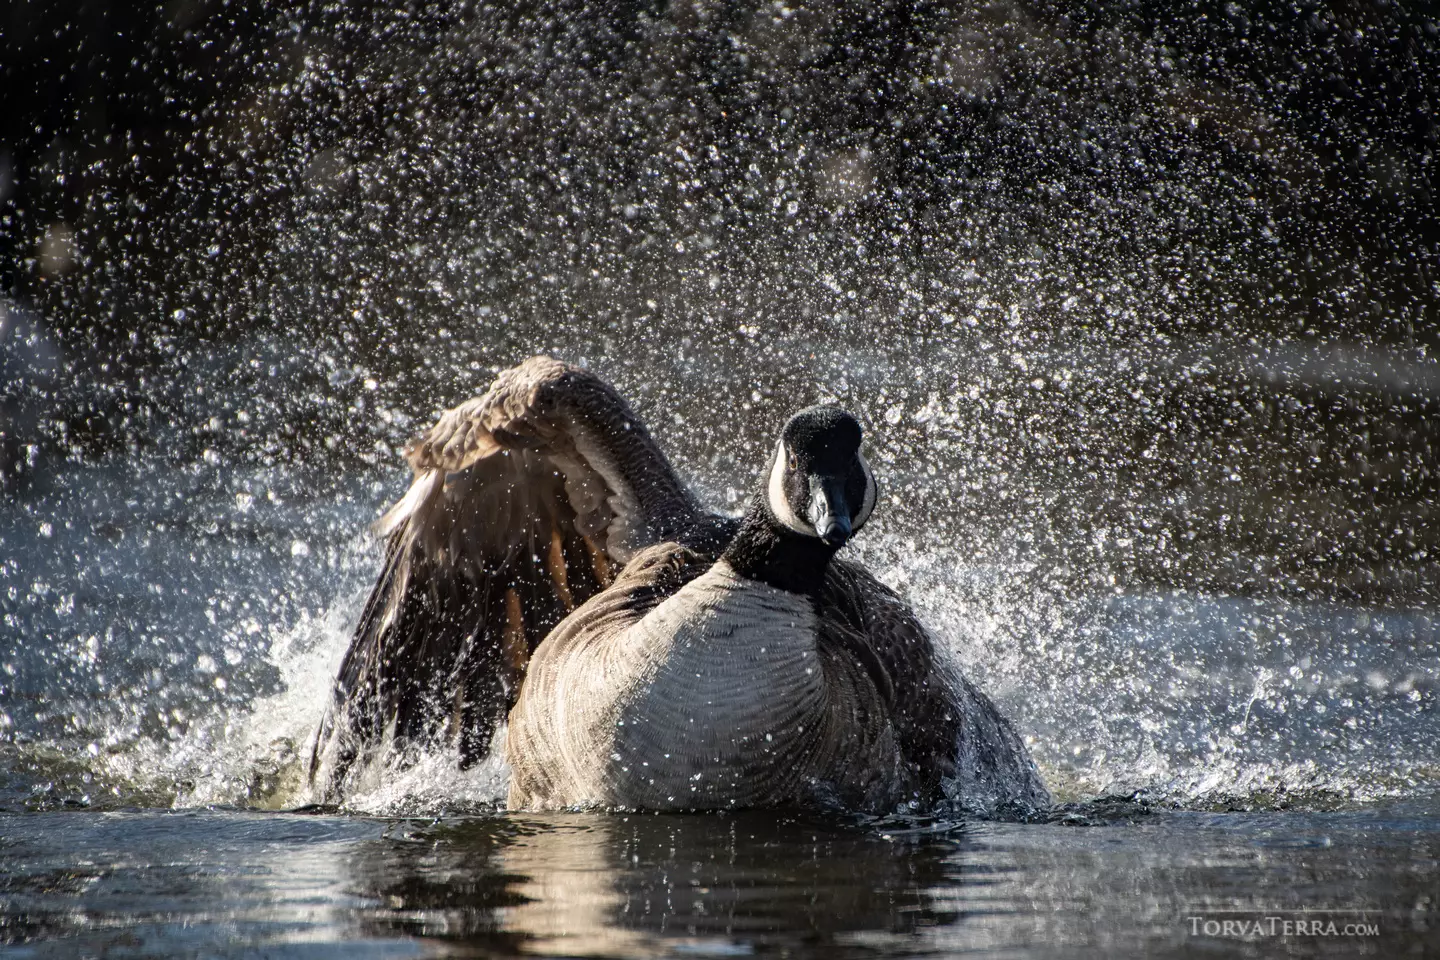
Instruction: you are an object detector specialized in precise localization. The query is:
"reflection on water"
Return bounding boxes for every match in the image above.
[1,806,1436,957]
[348,813,959,957]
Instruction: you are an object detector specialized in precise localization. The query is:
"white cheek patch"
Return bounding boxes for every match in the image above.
[767,441,815,535]
[853,451,878,530]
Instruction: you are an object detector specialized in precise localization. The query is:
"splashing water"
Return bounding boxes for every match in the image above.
[1,2,1437,818]
[0,429,1434,816]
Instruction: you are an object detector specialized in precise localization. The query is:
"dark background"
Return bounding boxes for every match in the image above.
[2,0,1438,604]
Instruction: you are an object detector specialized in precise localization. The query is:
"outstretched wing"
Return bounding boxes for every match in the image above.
[818,561,1051,815]
[309,356,726,798]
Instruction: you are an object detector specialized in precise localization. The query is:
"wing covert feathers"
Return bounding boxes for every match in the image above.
[308,357,711,799]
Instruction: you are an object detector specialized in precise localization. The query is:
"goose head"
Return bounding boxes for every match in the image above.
[763,406,878,550]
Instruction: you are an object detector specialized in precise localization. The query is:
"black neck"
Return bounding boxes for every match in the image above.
[720,496,840,595]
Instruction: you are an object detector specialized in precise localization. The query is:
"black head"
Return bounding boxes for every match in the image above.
[765,406,878,549]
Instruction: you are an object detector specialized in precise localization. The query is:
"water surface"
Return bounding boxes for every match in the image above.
[4,804,1437,958]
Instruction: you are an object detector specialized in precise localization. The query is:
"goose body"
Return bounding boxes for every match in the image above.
[510,556,904,811]
[309,356,1049,816]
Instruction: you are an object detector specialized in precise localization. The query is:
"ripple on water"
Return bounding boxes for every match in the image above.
[0,805,1436,957]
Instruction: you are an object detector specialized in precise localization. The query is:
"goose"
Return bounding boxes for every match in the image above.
[309,356,1049,815]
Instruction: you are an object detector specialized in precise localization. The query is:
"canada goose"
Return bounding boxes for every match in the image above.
[310,356,1049,815]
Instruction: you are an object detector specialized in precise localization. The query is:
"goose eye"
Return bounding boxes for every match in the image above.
[787,451,798,471]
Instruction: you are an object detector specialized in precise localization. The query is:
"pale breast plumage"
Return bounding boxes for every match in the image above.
[508,559,907,811]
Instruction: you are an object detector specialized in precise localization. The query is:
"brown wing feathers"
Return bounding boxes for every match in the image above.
[308,357,704,797]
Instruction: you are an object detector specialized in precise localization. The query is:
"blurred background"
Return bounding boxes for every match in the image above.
[4,0,1437,600]
[0,0,1436,809]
